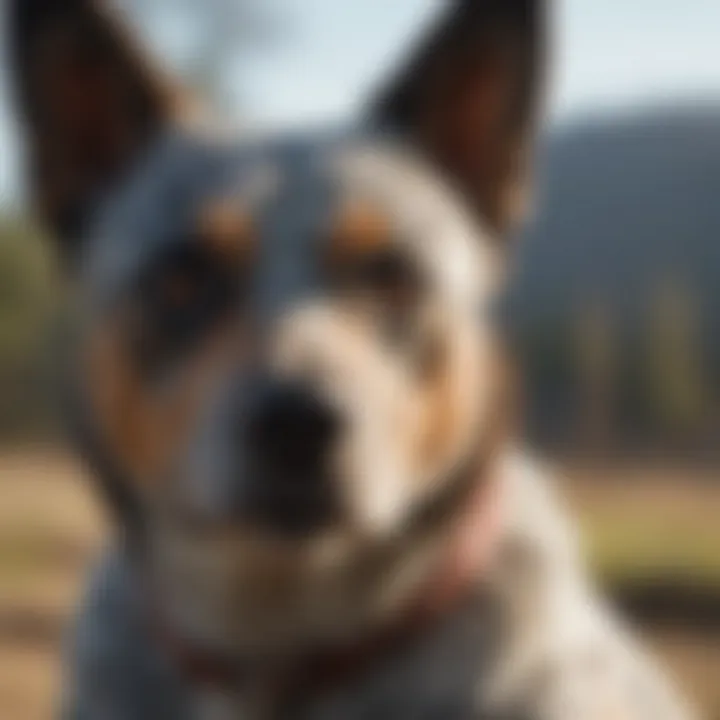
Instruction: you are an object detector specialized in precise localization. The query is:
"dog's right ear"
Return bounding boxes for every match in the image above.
[373,0,548,237]
[8,0,185,262]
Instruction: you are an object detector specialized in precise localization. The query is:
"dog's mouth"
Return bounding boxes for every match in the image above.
[163,468,344,542]
[244,473,341,538]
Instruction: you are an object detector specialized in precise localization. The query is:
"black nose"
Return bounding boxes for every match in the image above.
[243,381,341,534]
[246,382,340,471]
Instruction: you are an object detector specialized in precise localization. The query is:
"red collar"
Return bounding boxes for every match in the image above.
[147,454,506,704]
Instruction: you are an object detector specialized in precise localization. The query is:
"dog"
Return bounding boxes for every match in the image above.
[9,1,696,718]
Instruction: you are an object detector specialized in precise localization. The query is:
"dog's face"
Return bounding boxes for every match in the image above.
[83,135,503,534]
[10,0,545,650]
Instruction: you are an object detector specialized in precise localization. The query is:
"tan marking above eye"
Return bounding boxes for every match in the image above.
[327,201,392,265]
[198,199,255,261]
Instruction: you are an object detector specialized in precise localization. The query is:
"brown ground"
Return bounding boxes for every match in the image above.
[0,450,718,720]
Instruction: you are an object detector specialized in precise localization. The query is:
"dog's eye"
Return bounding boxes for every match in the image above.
[359,251,414,295]
[329,248,427,352]
[334,249,420,305]
[132,244,245,376]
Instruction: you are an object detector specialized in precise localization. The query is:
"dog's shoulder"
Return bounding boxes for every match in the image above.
[487,449,697,720]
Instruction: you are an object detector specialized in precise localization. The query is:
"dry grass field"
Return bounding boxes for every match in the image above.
[0,450,718,720]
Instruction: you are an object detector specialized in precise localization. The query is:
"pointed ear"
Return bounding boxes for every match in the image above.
[8,0,186,259]
[374,0,548,236]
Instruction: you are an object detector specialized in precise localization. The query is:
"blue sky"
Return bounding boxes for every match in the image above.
[2,0,720,201]
[236,0,720,128]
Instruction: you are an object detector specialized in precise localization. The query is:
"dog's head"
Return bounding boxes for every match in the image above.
[10,0,546,651]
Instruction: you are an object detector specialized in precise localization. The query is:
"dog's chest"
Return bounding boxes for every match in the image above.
[194,594,532,720]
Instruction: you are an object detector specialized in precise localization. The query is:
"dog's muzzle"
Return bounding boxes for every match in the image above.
[242,379,343,536]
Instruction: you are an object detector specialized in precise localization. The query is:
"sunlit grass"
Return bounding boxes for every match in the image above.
[583,515,720,586]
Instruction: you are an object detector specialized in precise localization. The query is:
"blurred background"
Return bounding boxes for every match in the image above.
[0,1,718,717]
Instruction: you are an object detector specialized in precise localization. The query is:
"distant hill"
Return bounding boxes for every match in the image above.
[512,102,720,355]
[509,103,720,449]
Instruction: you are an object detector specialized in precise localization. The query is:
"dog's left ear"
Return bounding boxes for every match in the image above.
[8,0,187,262]
[374,0,548,235]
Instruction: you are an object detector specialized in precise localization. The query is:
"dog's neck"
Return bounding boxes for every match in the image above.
[185,450,586,720]
[118,448,586,720]
[156,451,511,718]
